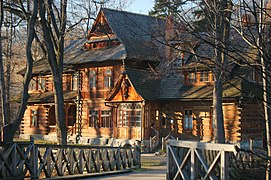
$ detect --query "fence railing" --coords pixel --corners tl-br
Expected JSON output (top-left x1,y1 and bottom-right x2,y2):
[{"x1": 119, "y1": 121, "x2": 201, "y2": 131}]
[
  {"x1": 150, "y1": 127, "x2": 159, "y2": 152},
  {"x1": 0, "y1": 142, "x2": 141, "y2": 179},
  {"x1": 166, "y1": 140, "x2": 237, "y2": 180},
  {"x1": 162, "y1": 133, "x2": 176, "y2": 151}
]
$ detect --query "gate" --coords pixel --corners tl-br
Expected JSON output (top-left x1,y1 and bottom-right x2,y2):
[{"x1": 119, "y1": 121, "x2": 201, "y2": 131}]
[{"x1": 166, "y1": 140, "x2": 237, "y2": 180}]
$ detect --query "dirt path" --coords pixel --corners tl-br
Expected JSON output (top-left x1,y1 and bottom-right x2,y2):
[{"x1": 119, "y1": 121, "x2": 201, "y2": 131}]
[{"x1": 83, "y1": 153, "x2": 167, "y2": 180}]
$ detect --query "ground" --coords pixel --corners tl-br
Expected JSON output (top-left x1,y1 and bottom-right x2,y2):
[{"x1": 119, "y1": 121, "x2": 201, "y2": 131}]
[{"x1": 83, "y1": 153, "x2": 167, "y2": 180}]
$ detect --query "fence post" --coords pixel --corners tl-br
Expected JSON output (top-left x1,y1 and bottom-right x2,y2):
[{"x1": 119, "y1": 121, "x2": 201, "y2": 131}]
[
  {"x1": 249, "y1": 138, "x2": 254, "y2": 162},
  {"x1": 149, "y1": 137, "x2": 152, "y2": 152},
  {"x1": 220, "y1": 150, "x2": 229, "y2": 180},
  {"x1": 162, "y1": 137, "x2": 164, "y2": 151},
  {"x1": 190, "y1": 147, "x2": 196, "y2": 180},
  {"x1": 31, "y1": 141, "x2": 38, "y2": 179},
  {"x1": 166, "y1": 145, "x2": 170, "y2": 180}
]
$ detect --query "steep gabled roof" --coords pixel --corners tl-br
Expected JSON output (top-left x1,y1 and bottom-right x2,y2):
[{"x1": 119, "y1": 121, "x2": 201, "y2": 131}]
[
  {"x1": 101, "y1": 8, "x2": 165, "y2": 61},
  {"x1": 65, "y1": 8, "x2": 166, "y2": 66},
  {"x1": 126, "y1": 68, "x2": 161, "y2": 100},
  {"x1": 19, "y1": 8, "x2": 166, "y2": 74},
  {"x1": 106, "y1": 68, "x2": 161, "y2": 102},
  {"x1": 64, "y1": 38, "x2": 126, "y2": 65}
]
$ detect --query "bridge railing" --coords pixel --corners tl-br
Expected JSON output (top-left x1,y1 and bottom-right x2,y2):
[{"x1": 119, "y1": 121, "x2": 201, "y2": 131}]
[
  {"x1": 166, "y1": 140, "x2": 237, "y2": 180},
  {"x1": 0, "y1": 142, "x2": 141, "y2": 179}
]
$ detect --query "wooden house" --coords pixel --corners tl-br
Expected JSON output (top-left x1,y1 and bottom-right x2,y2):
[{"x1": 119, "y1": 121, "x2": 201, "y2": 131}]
[
  {"x1": 18, "y1": 8, "x2": 165, "y2": 146},
  {"x1": 18, "y1": 8, "x2": 265, "y2": 148}
]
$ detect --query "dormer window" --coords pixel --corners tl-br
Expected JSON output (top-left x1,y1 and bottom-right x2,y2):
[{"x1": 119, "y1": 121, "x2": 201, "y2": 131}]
[
  {"x1": 185, "y1": 70, "x2": 213, "y2": 85},
  {"x1": 200, "y1": 71, "x2": 209, "y2": 82},
  {"x1": 89, "y1": 70, "x2": 96, "y2": 89},
  {"x1": 188, "y1": 72, "x2": 196, "y2": 83}
]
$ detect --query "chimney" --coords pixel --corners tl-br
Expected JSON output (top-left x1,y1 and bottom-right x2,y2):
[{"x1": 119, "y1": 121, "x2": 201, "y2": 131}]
[{"x1": 165, "y1": 12, "x2": 175, "y2": 64}]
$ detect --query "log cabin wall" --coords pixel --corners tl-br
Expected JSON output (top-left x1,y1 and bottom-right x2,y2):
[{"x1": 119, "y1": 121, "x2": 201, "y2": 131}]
[
  {"x1": 78, "y1": 65, "x2": 123, "y2": 139},
  {"x1": 80, "y1": 100, "x2": 112, "y2": 138},
  {"x1": 21, "y1": 106, "x2": 49, "y2": 135},
  {"x1": 240, "y1": 101, "x2": 265, "y2": 141},
  {"x1": 143, "y1": 102, "x2": 161, "y2": 140},
  {"x1": 160, "y1": 101, "x2": 242, "y2": 142}
]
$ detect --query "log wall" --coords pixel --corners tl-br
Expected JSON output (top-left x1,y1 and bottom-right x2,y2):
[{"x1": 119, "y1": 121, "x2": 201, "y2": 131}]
[
  {"x1": 160, "y1": 101, "x2": 242, "y2": 142},
  {"x1": 21, "y1": 106, "x2": 49, "y2": 135},
  {"x1": 240, "y1": 101, "x2": 265, "y2": 140}
]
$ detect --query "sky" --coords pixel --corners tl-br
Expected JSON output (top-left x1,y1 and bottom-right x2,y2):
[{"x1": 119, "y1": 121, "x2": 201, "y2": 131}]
[{"x1": 127, "y1": 0, "x2": 155, "y2": 15}]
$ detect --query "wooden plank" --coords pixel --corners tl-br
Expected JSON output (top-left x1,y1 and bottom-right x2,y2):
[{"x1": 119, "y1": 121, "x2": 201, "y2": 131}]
[
  {"x1": 190, "y1": 148, "x2": 195, "y2": 180},
  {"x1": 220, "y1": 150, "x2": 229, "y2": 180},
  {"x1": 168, "y1": 140, "x2": 237, "y2": 153}
]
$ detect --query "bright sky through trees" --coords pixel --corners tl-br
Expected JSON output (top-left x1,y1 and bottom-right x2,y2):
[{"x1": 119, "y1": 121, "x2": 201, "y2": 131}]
[{"x1": 128, "y1": 0, "x2": 154, "y2": 14}]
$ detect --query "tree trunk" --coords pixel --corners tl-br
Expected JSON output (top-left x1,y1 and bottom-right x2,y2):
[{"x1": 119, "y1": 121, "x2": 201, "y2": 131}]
[
  {"x1": 3, "y1": 0, "x2": 38, "y2": 143},
  {"x1": 38, "y1": 0, "x2": 67, "y2": 144},
  {"x1": 213, "y1": 73, "x2": 225, "y2": 143},
  {"x1": 0, "y1": 0, "x2": 8, "y2": 142},
  {"x1": 212, "y1": 0, "x2": 231, "y2": 143},
  {"x1": 53, "y1": 74, "x2": 67, "y2": 144}
]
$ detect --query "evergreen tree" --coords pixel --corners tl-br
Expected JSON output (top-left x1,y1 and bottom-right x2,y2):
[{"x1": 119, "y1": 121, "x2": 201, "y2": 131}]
[
  {"x1": 149, "y1": 0, "x2": 184, "y2": 17},
  {"x1": 192, "y1": 0, "x2": 215, "y2": 32}
]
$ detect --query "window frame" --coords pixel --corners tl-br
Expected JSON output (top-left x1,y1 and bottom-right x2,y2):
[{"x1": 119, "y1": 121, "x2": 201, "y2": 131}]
[
  {"x1": 89, "y1": 109, "x2": 112, "y2": 128},
  {"x1": 104, "y1": 68, "x2": 112, "y2": 88},
  {"x1": 183, "y1": 108, "x2": 193, "y2": 130},
  {"x1": 72, "y1": 73, "x2": 78, "y2": 90},
  {"x1": 117, "y1": 103, "x2": 142, "y2": 127},
  {"x1": 89, "y1": 69, "x2": 97, "y2": 89},
  {"x1": 199, "y1": 71, "x2": 209, "y2": 82},
  {"x1": 30, "y1": 109, "x2": 39, "y2": 127},
  {"x1": 188, "y1": 72, "x2": 196, "y2": 83}
]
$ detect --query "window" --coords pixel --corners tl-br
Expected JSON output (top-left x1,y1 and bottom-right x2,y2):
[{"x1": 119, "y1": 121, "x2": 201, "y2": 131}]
[
  {"x1": 117, "y1": 103, "x2": 141, "y2": 127},
  {"x1": 29, "y1": 78, "x2": 37, "y2": 91},
  {"x1": 104, "y1": 68, "x2": 112, "y2": 88},
  {"x1": 31, "y1": 109, "x2": 38, "y2": 127},
  {"x1": 48, "y1": 106, "x2": 56, "y2": 126},
  {"x1": 249, "y1": 69, "x2": 257, "y2": 82},
  {"x1": 188, "y1": 72, "x2": 196, "y2": 83},
  {"x1": 89, "y1": 70, "x2": 96, "y2": 89},
  {"x1": 67, "y1": 105, "x2": 76, "y2": 126},
  {"x1": 38, "y1": 77, "x2": 46, "y2": 90},
  {"x1": 89, "y1": 110, "x2": 99, "y2": 127},
  {"x1": 200, "y1": 71, "x2": 209, "y2": 82},
  {"x1": 72, "y1": 74, "x2": 78, "y2": 90},
  {"x1": 184, "y1": 109, "x2": 193, "y2": 130},
  {"x1": 89, "y1": 109, "x2": 112, "y2": 128},
  {"x1": 101, "y1": 110, "x2": 111, "y2": 127}
]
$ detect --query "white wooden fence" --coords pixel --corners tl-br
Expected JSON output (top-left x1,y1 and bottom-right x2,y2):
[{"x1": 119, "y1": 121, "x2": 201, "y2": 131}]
[{"x1": 166, "y1": 140, "x2": 237, "y2": 180}]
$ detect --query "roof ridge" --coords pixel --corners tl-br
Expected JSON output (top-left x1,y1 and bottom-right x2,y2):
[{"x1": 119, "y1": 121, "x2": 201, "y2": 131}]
[{"x1": 101, "y1": 7, "x2": 165, "y2": 21}]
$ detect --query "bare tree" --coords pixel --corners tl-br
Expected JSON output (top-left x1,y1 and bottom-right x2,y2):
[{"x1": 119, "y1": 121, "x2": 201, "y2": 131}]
[
  {"x1": 2, "y1": 0, "x2": 38, "y2": 142},
  {"x1": 37, "y1": 0, "x2": 68, "y2": 144},
  {"x1": 0, "y1": 0, "x2": 7, "y2": 141}
]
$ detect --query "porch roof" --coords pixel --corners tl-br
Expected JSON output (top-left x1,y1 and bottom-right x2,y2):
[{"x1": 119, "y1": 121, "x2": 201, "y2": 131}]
[{"x1": 14, "y1": 91, "x2": 77, "y2": 103}]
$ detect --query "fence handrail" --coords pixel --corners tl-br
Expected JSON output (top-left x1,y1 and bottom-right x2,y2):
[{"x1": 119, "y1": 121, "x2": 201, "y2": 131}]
[
  {"x1": 0, "y1": 142, "x2": 141, "y2": 179},
  {"x1": 168, "y1": 140, "x2": 237, "y2": 154}
]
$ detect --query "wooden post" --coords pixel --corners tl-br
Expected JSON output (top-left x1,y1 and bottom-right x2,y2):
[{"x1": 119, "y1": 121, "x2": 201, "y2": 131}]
[
  {"x1": 220, "y1": 150, "x2": 229, "y2": 180},
  {"x1": 162, "y1": 137, "x2": 164, "y2": 151},
  {"x1": 191, "y1": 147, "x2": 195, "y2": 180},
  {"x1": 166, "y1": 145, "x2": 170, "y2": 180},
  {"x1": 12, "y1": 144, "x2": 16, "y2": 178},
  {"x1": 250, "y1": 138, "x2": 253, "y2": 162},
  {"x1": 149, "y1": 137, "x2": 152, "y2": 152},
  {"x1": 31, "y1": 143, "x2": 38, "y2": 179}
]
